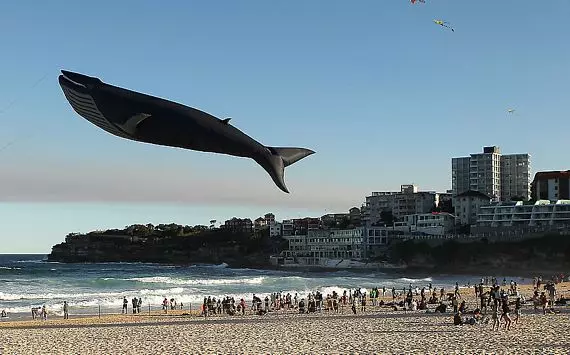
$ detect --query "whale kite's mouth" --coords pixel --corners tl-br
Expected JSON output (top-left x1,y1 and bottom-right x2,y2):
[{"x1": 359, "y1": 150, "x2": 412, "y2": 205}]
[
  {"x1": 60, "y1": 72, "x2": 86, "y2": 89},
  {"x1": 59, "y1": 70, "x2": 103, "y2": 91}
]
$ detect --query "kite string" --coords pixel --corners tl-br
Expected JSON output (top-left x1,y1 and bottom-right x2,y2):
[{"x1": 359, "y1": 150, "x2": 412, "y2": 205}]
[
  {"x1": 0, "y1": 72, "x2": 49, "y2": 115},
  {"x1": 0, "y1": 71, "x2": 50, "y2": 155}
]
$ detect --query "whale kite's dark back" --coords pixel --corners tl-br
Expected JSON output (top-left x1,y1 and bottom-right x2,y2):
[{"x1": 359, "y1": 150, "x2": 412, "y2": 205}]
[{"x1": 58, "y1": 70, "x2": 315, "y2": 193}]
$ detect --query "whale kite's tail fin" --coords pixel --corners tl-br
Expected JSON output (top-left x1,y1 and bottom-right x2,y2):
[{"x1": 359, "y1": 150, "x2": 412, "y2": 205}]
[
  {"x1": 269, "y1": 147, "x2": 315, "y2": 167},
  {"x1": 260, "y1": 147, "x2": 315, "y2": 193}
]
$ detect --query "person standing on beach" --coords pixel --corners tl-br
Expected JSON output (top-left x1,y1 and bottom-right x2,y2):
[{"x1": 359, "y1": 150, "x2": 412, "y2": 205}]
[
  {"x1": 351, "y1": 297, "x2": 357, "y2": 315},
  {"x1": 122, "y1": 297, "x2": 128, "y2": 314},
  {"x1": 63, "y1": 301, "x2": 69, "y2": 319},
  {"x1": 41, "y1": 305, "x2": 47, "y2": 320}
]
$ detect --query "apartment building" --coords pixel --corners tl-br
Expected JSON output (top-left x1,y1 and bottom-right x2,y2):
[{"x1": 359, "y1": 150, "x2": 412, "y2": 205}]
[
  {"x1": 452, "y1": 146, "x2": 531, "y2": 202},
  {"x1": 281, "y1": 217, "x2": 320, "y2": 236},
  {"x1": 531, "y1": 171, "x2": 570, "y2": 201},
  {"x1": 454, "y1": 190, "x2": 492, "y2": 226},
  {"x1": 222, "y1": 217, "x2": 253, "y2": 233},
  {"x1": 280, "y1": 228, "x2": 364, "y2": 265},
  {"x1": 476, "y1": 199, "x2": 570, "y2": 229},
  {"x1": 362, "y1": 184, "x2": 438, "y2": 225}
]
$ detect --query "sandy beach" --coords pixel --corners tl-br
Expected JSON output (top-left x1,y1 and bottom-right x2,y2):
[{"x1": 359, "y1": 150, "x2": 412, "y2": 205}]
[{"x1": 1, "y1": 282, "x2": 569, "y2": 354}]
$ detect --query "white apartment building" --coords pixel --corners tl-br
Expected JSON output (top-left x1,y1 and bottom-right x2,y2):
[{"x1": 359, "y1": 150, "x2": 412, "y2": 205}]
[
  {"x1": 400, "y1": 212, "x2": 456, "y2": 236},
  {"x1": 280, "y1": 228, "x2": 364, "y2": 264},
  {"x1": 454, "y1": 190, "x2": 493, "y2": 226},
  {"x1": 477, "y1": 200, "x2": 570, "y2": 228},
  {"x1": 452, "y1": 146, "x2": 531, "y2": 202},
  {"x1": 362, "y1": 185, "x2": 439, "y2": 225}
]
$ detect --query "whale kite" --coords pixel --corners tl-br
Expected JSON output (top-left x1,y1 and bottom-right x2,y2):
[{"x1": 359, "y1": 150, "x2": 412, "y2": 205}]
[{"x1": 58, "y1": 70, "x2": 314, "y2": 193}]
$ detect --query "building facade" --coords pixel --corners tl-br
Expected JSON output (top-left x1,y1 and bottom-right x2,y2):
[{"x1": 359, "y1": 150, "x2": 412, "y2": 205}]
[
  {"x1": 222, "y1": 217, "x2": 253, "y2": 233},
  {"x1": 280, "y1": 228, "x2": 364, "y2": 265},
  {"x1": 453, "y1": 190, "x2": 492, "y2": 226},
  {"x1": 501, "y1": 154, "x2": 532, "y2": 201},
  {"x1": 362, "y1": 185, "x2": 438, "y2": 225},
  {"x1": 476, "y1": 200, "x2": 570, "y2": 229},
  {"x1": 531, "y1": 171, "x2": 570, "y2": 201},
  {"x1": 281, "y1": 217, "x2": 320, "y2": 236},
  {"x1": 452, "y1": 146, "x2": 531, "y2": 202}
]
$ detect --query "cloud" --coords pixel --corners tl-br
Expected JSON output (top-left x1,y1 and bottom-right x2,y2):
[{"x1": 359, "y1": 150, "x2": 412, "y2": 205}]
[{"x1": 0, "y1": 158, "x2": 364, "y2": 211}]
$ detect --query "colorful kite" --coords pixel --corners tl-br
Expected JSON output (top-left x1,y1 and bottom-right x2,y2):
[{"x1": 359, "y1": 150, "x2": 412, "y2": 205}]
[
  {"x1": 411, "y1": 0, "x2": 426, "y2": 3},
  {"x1": 434, "y1": 20, "x2": 454, "y2": 32}
]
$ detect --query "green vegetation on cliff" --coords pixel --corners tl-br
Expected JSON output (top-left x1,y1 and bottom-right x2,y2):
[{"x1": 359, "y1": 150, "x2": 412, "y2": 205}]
[
  {"x1": 47, "y1": 223, "x2": 287, "y2": 267},
  {"x1": 389, "y1": 233, "x2": 570, "y2": 273}
]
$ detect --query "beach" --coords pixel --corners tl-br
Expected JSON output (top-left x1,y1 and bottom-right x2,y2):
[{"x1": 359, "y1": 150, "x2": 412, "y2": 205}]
[{"x1": 1, "y1": 282, "x2": 568, "y2": 354}]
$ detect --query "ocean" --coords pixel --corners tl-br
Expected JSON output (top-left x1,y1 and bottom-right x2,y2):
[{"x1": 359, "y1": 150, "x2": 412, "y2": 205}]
[{"x1": 0, "y1": 254, "x2": 525, "y2": 318}]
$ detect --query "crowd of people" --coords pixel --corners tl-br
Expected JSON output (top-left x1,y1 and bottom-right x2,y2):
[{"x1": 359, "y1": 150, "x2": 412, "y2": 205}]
[{"x1": 12, "y1": 273, "x2": 567, "y2": 327}]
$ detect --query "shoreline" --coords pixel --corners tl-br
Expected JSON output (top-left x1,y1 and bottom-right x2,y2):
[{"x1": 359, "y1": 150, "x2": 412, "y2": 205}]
[{"x1": 2, "y1": 282, "x2": 570, "y2": 353}]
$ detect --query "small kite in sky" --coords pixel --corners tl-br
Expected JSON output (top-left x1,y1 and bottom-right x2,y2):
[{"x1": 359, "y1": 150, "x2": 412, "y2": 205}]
[
  {"x1": 411, "y1": 0, "x2": 426, "y2": 4},
  {"x1": 507, "y1": 109, "x2": 516, "y2": 114},
  {"x1": 434, "y1": 20, "x2": 454, "y2": 32}
]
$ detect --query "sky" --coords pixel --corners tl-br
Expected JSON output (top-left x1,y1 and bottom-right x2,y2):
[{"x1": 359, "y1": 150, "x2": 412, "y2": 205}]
[{"x1": 0, "y1": 0, "x2": 569, "y2": 253}]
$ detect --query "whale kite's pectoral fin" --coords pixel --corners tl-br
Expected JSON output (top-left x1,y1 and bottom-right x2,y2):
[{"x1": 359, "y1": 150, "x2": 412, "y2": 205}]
[
  {"x1": 221, "y1": 117, "x2": 231, "y2": 124},
  {"x1": 115, "y1": 113, "x2": 152, "y2": 135}
]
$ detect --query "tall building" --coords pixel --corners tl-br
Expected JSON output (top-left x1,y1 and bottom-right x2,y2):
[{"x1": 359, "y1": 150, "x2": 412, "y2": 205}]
[
  {"x1": 451, "y1": 146, "x2": 530, "y2": 201},
  {"x1": 531, "y1": 170, "x2": 570, "y2": 201},
  {"x1": 501, "y1": 154, "x2": 532, "y2": 201}
]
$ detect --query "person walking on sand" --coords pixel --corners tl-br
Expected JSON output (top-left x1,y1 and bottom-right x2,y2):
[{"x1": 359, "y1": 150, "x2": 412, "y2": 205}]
[
  {"x1": 63, "y1": 301, "x2": 69, "y2": 319},
  {"x1": 42, "y1": 305, "x2": 47, "y2": 321},
  {"x1": 513, "y1": 296, "x2": 522, "y2": 324},
  {"x1": 122, "y1": 297, "x2": 128, "y2": 314},
  {"x1": 491, "y1": 304, "x2": 500, "y2": 331}
]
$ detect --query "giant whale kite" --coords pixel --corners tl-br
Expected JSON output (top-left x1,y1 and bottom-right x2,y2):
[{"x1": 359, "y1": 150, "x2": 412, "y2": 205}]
[{"x1": 58, "y1": 70, "x2": 314, "y2": 193}]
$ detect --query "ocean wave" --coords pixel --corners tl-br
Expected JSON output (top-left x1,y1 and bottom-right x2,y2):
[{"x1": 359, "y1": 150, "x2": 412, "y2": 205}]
[
  {"x1": 397, "y1": 277, "x2": 433, "y2": 283},
  {"x1": 0, "y1": 287, "x2": 186, "y2": 302},
  {"x1": 0, "y1": 267, "x2": 22, "y2": 270},
  {"x1": 125, "y1": 276, "x2": 265, "y2": 286}
]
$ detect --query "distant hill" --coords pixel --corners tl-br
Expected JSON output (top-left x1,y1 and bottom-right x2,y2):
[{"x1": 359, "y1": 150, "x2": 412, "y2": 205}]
[{"x1": 47, "y1": 223, "x2": 286, "y2": 268}]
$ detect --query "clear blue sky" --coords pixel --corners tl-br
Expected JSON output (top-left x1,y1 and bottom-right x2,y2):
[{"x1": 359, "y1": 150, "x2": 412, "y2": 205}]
[{"x1": 1, "y1": 1, "x2": 569, "y2": 253}]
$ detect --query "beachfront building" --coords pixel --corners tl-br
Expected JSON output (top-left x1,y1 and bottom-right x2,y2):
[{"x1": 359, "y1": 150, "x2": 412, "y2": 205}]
[
  {"x1": 281, "y1": 217, "x2": 320, "y2": 236},
  {"x1": 451, "y1": 146, "x2": 531, "y2": 202},
  {"x1": 531, "y1": 170, "x2": 570, "y2": 201},
  {"x1": 222, "y1": 217, "x2": 253, "y2": 234},
  {"x1": 476, "y1": 200, "x2": 570, "y2": 229},
  {"x1": 361, "y1": 184, "x2": 440, "y2": 225},
  {"x1": 278, "y1": 228, "x2": 365, "y2": 265},
  {"x1": 253, "y1": 213, "x2": 282, "y2": 237},
  {"x1": 400, "y1": 212, "x2": 456, "y2": 236},
  {"x1": 453, "y1": 190, "x2": 493, "y2": 226}
]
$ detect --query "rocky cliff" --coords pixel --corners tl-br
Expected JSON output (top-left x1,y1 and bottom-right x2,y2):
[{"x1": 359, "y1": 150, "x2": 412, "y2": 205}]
[
  {"x1": 387, "y1": 232, "x2": 570, "y2": 276},
  {"x1": 47, "y1": 224, "x2": 286, "y2": 268}
]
